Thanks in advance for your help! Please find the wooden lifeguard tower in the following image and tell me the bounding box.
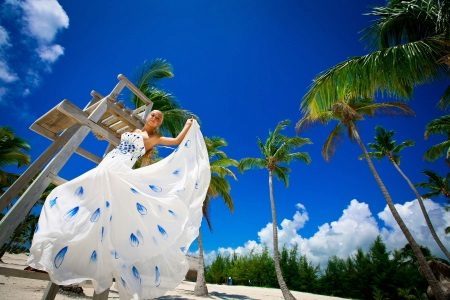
[0,74,198,299]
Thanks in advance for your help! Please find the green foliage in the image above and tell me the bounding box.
[132,59,195,137]
[366,126,415,164]
[0,127,31,191]
[206,238,430,299]
[423,114,450,162]
[239,120,312,186]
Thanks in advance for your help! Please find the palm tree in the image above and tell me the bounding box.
[416,170,450,234]
[297,98,446,300]
[424,115,450,163]
[417,170,450,199]
[0,127,30,190]
[302,0,449,117]
[239,120,311,300]
[194,137,238,296]
[132,59,195,137]
[366,126,450,260]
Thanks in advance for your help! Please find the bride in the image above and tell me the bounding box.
[27,110,211,299]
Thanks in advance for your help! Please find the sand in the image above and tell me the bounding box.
[0,253,346,299]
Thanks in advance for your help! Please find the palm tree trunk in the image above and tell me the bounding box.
[194,228,208,296]
[268,170,296,300]
[352,128,446,300]
[390,159,450,260]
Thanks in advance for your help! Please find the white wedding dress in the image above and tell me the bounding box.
[27,120,210,299]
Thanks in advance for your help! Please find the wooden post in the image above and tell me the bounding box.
[93,288,110,300]
[42,282,59,300]
[0,125,81,212]
[0,99,108,249]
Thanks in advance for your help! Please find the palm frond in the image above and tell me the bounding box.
[437,85,450,110]
[301,37,448,116]
[362,0,444,49]
[322,123,345,161]
[239,157,267,172]
[424,114,450,138]
[424,140,450,161]
[272,165,290,187]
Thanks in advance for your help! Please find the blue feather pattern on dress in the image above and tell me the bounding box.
[136,202,147,215]
[90,208,101,222]
[54,246,68,268]
[49,197,57,208]
[64,206,79,221]
[149,185,162,192]
[130,233,139,247]
[155,266,161,287]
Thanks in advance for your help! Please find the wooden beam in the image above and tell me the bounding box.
[30,123,103,164]
[0,99,108,249]
[106,100,143,129]
[117,74,153,108]
[0,125,81,212]
[48,172,67,186]
[56,100,120,145]
[0,266,50,281]
[93,288,110,300]
[42,282,59,300]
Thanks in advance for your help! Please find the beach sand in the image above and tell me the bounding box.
[0,253,346,299]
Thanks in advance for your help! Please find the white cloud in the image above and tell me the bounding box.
[378,199,450,255]
[204,198,450,268]
[37,44,64,63]
[0,61,18,83]
[21,0,69,43]
[0,26,11,48]
[0,0,69,100]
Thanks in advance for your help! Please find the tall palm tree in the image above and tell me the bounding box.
[297,98,446,300]
[194,136,238,296]
[239,120,311,300]
[424,115,450,163]
[366,126,450,260]
[0,127,30,190]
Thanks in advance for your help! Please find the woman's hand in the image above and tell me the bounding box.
[186,117,194,125]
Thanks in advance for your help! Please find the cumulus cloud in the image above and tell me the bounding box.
[37,44,64,63]
[204,198,450,268]
[0,26,11,48]
[0,0,68,111]
[0,61,18,83]
[21,0,69,43]
[379,199,450,255]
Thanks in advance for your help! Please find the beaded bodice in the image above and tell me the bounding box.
[102,132,146,167]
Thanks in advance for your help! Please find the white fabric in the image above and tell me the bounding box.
[28,120,210,299]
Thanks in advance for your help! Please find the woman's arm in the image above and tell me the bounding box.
[157,118,194,146]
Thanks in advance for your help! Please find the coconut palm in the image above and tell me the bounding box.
[297,98,446,299]
[424,115,450,163]
[132,59,195,138]
[417,170,450,199]
[0,127,30,190]
[366,126,450,260]
[416,170,450,234]
[194,136,238,296]
[302,0,449,117]
[239,120,311,300]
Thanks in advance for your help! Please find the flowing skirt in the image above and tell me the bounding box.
[27,123,210,299]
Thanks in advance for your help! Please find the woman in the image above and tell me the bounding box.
[27,110,211,299]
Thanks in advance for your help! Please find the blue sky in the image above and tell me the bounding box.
[1,0,448,266]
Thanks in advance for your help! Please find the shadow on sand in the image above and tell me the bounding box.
[157,291,256,300]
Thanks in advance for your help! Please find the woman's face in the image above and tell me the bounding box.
[146,110,163,127]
